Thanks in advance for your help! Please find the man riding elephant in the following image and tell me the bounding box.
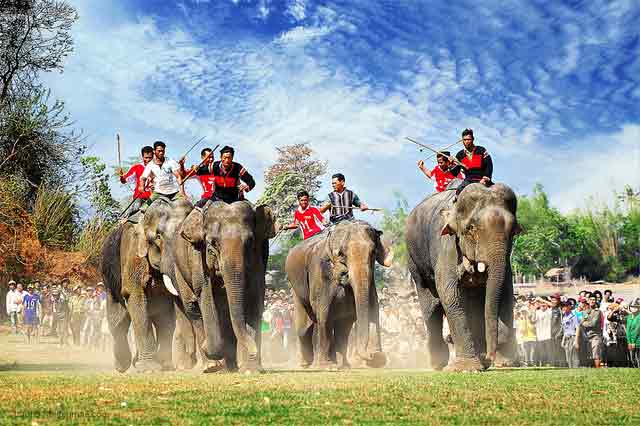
[285,220,392,369]
[406,180,521,371]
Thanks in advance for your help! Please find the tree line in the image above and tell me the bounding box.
[0,1,120,277]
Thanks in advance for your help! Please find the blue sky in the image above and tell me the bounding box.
[45,0,640,215]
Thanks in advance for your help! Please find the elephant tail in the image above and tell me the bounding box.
[101,225,125,304]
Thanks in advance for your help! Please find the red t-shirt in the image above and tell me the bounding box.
[198,174,216,199]
[294,207,324,240]
[122,163,151,199]
[431,165,458,192]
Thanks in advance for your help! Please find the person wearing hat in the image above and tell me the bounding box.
[604,300,629,366]
[68,285,87,346]
[192,145,256,205]
[6,280,20,334]
[417,151,462,193]
[22,285,41,343]
[626,298,640,368]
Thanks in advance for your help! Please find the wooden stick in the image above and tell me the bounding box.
[330,205,383,212]
[181,144,220,185]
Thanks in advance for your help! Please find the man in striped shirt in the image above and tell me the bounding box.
[319,173,368,223]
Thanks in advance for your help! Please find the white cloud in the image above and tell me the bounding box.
[41,0,640,216]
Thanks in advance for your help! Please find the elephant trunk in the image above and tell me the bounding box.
[484,240,508,361]
[221,239,257,367]
[196,248,224,360]
[349,246,374,361]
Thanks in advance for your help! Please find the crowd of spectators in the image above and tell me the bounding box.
[4,278,110,350]
[515,289,640,368]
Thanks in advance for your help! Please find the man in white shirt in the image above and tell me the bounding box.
[6,281,23,335]
[534,299,553,366]
[140,141,187,204]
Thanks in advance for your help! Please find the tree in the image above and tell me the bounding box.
[380,192,410,285]
[258,143,327,226]
[0,85,85,201]
[0,0,78,106]
[79,156,120,224]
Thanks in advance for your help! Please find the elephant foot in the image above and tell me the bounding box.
[114,362,130,374]
[317,360,339,370]
[134,359,163,374]
[443,357,485,372]
[364,352,387,369]
[203,360,226,374]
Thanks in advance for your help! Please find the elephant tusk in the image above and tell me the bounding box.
[477,262,486,273]
[162,274,179,296]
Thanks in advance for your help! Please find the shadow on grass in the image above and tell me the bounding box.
[0,362,111,372]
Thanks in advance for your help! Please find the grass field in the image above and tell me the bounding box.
[1,334,639,425]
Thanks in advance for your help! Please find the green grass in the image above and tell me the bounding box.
[1,367,639,425]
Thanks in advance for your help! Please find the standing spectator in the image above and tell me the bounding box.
[626,298,640,368]
[549,294,565,366]
[67,285,87,346]
[581,296,604,368]
[50,288,68,347]
[561,301,580,368]
[534,299,552,366]
[517,307,537,366]
[5,280,20,334]
[22,285,41,343]
[40,285,53,337]
[605,300,628,367]
[84,287,103,348]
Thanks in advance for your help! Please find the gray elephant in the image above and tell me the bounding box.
[406,182,520,371]
[285,220,392,369]
[171,200,275,372]
[101,198,193,372]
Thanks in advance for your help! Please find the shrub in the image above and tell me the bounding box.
[31,184,78,248]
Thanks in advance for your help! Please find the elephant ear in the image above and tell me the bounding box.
[375,231,394,267]
[440,208,457,236]
[255,204,276,240]
[181,209,205,244]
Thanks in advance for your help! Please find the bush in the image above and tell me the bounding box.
[31,184,78,248]
[75,218,115,266]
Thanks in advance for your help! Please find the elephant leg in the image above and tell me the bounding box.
[107,296,132,373]
[316,317,335,368]
[334,317,353,369]
[438,276,483,372]
[149,292,175,371]
[173,305,197,370]
[127,290,160,372]
[293,294,314,368]
[410,258,449,370]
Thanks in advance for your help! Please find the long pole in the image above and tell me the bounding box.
[405,137,465,168]
[181,144,220,185]
[422,138,463,162]
[182,136,207,159]
[330,205,383,212]
[116,133,122,172]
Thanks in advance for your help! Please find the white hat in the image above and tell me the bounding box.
[8,280,16,285]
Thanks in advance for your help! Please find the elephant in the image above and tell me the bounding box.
[171,200,275,372]
[285,220,393,369]
[406,182,521,372]
[101,198,193,372]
